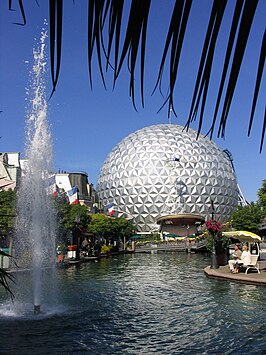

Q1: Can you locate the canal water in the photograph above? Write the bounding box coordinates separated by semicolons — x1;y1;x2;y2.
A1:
0;253;266;354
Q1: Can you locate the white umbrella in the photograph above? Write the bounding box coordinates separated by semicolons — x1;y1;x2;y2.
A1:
222;231;261;242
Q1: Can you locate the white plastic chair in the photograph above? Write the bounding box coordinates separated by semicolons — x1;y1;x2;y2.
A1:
245;254;260;274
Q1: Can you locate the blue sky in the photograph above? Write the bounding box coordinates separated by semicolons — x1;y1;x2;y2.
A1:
0;1;265;203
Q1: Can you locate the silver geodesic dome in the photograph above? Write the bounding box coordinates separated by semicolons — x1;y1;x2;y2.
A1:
96;124;239;232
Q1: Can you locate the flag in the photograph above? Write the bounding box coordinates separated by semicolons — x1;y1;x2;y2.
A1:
67;186;79;205
43;175;56;188
106;203;115;217
44;175;57;196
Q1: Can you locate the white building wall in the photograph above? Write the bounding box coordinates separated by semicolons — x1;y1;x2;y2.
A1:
55;174;72;193
6;153;20;167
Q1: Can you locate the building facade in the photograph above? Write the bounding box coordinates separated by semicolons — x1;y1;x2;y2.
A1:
0;152;21;191
55;171;97;211
0;152;97;211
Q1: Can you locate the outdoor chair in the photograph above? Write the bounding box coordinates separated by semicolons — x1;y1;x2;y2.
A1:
244;255;260;274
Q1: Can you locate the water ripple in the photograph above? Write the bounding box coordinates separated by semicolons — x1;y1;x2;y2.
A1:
0;253;266;354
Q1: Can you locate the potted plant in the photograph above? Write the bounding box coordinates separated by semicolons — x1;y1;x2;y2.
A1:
56;243;68;262
205;220;229;266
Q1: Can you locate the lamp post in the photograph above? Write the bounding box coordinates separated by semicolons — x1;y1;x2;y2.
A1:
74;214;81;261
210;200;218;269
211;231;218;269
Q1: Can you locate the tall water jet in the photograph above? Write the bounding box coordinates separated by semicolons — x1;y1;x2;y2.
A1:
14;27;57;315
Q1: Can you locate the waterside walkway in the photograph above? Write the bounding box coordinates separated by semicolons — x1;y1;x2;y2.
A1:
134;240;206;253
204;261;266;286
62;251;131;266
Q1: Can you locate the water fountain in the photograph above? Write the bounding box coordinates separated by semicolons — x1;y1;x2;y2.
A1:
13;27;57;315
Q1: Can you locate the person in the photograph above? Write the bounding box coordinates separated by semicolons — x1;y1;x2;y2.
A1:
233;245;251;273
81;238;89;251
228;244;242;272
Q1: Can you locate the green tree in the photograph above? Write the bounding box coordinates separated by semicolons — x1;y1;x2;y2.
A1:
54;195;90;233
0;189;16;298
54;197;91;250
63;204;91;232
87;214;112;241
231;202;264;234
54;194;71;243
110;218;135;242
87;214;135;251
257;179;266;213
0;189;16;242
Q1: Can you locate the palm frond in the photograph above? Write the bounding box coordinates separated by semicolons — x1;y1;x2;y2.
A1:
260;107;266;153
248;29;266;152
7;0;266;150
8;0;26;25
185;0;227;138
154;0;192;119
49;0;63;98
218;0;259;138
0;250;15;300
101;0;124;75
205;0;244;140
0;269;15;300
114;0;151;110
87;0;107;90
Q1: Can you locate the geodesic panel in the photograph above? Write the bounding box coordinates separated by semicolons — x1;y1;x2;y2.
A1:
96;124;239;232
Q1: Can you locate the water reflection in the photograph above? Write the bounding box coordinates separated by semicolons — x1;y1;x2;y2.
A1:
0;253;265;354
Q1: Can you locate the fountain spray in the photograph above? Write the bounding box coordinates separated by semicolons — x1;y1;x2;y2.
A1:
14;25;57;315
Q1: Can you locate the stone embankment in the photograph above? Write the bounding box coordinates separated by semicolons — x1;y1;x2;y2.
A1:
204;261;266;286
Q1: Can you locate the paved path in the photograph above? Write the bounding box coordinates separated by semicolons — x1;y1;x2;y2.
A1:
204;261;266;286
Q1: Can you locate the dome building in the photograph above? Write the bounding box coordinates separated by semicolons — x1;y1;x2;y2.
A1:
96;124;239;233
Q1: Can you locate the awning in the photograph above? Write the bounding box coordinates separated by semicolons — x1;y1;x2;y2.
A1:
131;235;145;240
163;233;183;238
222;231;261;242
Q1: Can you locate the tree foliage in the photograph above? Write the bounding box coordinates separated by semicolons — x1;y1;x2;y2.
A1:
231;202;264;234
54;194;71;241
87;213;111;239
0;189;16;239
230;180;266;233
205;233;230;255
257;179;266;212
0;190;16;298
54;201;134;246
63;204;91;232
110;217;135;241
54;196;91;246
87;213;134;243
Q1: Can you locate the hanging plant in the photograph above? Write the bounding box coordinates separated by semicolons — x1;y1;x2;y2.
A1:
205;220;229;254
205;220;222;235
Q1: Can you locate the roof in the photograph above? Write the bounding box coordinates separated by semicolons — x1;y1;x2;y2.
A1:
157;213;205;225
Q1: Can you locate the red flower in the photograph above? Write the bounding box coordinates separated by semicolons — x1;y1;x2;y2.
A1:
205;219;221;234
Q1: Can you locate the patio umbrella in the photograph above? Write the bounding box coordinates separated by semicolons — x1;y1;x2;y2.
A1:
222;231;261;242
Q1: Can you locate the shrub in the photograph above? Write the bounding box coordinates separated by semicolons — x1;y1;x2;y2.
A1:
101;244;110;255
